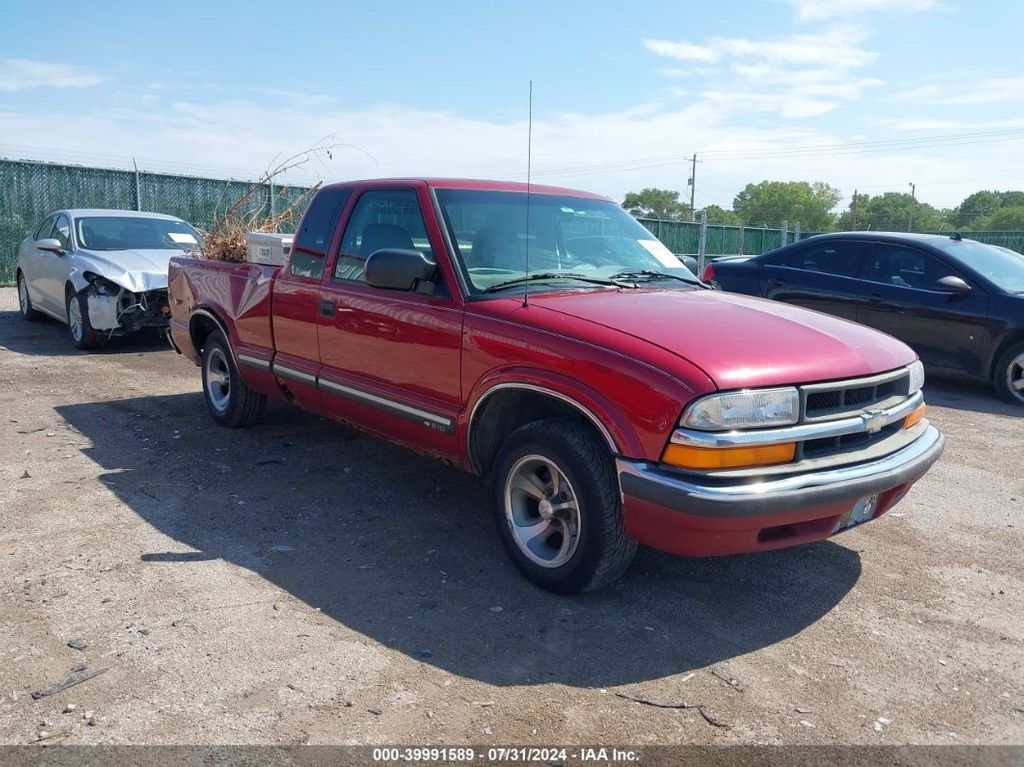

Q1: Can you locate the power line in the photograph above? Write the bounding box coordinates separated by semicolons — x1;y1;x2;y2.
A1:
507;127;1024;181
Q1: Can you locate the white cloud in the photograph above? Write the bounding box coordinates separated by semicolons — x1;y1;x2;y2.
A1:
788;0;941;21
642;39;718;63
0;59;103;92
892;77;1024;106
645;25;880;119
3;86;1021;215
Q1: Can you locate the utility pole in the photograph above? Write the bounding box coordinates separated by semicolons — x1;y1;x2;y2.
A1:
687;154;702;221
908;182;916;232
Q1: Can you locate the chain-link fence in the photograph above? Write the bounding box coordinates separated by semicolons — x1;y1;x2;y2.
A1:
0;159;311;284
3;156;1024;285
637;217;818;257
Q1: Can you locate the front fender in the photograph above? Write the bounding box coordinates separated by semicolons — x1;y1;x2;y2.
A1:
464;366;648;460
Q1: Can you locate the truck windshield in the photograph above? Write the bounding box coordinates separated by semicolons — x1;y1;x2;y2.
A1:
76;216;201;251
434;189;696;294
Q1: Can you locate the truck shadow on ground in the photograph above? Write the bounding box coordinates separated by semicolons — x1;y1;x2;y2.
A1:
0;310;169;356
57;393;862;688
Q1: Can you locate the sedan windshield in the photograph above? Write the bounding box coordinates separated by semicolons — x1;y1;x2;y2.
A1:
75;216;201;251
434;189;697;294
936;239;1024;293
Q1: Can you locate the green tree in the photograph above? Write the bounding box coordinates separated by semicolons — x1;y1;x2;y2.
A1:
980;206;1024;230
622;188;692;220
732;180;841;231
950;190;1024;229
702;204;740;225
836;192;944;232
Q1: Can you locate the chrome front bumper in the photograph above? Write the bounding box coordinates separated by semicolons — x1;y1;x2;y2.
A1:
618;425;944;518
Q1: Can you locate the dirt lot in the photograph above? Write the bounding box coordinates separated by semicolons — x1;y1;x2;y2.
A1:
0;285;1022;747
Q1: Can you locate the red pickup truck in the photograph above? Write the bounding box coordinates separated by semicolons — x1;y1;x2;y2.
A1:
168;178;944;593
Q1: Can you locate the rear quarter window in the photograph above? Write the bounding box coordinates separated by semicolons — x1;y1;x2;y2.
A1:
290;188;351;280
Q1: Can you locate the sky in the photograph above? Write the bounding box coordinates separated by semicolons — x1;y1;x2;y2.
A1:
1;0;1022;219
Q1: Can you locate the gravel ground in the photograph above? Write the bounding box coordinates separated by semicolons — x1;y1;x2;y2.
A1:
0;286;1021;747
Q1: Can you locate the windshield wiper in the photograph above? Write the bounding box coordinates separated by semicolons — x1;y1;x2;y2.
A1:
610;269;708;288
483;272;635;293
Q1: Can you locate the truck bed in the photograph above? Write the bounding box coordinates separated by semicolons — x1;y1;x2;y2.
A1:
168;256;278;364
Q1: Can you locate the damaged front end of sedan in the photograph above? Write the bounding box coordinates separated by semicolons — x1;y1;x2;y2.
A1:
80;272;171;336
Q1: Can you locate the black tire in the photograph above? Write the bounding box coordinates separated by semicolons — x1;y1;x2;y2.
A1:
994;340;1024;406
491;419;637;593
201;330;267;427
65;288;106;350
17;271;43;321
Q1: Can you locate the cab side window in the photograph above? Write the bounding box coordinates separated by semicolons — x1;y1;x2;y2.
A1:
50;214;71;250
335;189;434;282
289;188;351;280
867;246;960;291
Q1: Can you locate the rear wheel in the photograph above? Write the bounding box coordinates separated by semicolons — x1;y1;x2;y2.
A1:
491;419;637;593
201;330;266;427
65;289;106;350
17;272;42;321
994;341;1024;405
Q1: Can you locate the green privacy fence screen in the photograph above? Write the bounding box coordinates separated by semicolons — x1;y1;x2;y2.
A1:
637;217;820;256
3;157;1024;284
0;159;310;284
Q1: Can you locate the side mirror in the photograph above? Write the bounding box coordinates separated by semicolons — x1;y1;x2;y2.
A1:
934;275;972;295
364;248;436;291
37;238;65;255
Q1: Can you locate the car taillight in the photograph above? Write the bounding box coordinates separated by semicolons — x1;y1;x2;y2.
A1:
701;263;715;283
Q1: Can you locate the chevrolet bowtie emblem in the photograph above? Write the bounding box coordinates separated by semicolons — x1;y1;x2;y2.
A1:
863;409;888;433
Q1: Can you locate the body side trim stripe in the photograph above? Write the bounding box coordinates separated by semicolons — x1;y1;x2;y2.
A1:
317;376;454;430
238;353;271;371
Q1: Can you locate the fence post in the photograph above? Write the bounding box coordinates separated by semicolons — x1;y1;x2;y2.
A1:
132;158;141;211
780;220;788;248
269;181;275;219
697;209;708;275
738;223;745;255
794;221;801;242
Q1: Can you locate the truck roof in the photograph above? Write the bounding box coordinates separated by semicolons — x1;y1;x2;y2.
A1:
321;178;609;200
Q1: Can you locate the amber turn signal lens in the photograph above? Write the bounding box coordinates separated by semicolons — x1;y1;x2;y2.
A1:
903;403;926;430
662;442;796;470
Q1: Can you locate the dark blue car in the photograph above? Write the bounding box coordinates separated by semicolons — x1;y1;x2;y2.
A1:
702;232;1024;405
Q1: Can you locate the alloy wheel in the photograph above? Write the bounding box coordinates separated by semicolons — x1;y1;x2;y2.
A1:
204;346;232;412
503;454;582;568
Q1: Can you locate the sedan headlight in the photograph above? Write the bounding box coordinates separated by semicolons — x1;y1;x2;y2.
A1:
907;360;925;393
682;387;800;431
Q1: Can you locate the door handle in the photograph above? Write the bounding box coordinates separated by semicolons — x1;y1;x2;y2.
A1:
867;293;884;303
318;299;336;318
772;279;786;286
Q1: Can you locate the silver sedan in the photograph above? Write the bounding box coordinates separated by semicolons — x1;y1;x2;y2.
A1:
16;209;201;349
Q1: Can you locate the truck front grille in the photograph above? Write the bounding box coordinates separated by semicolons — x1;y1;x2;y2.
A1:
802;368;912;422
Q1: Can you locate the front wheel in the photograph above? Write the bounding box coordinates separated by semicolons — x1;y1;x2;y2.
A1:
994;341;1024;405
201;330;267;427
65;289;106;350
17;272;43;321
491;419;637;593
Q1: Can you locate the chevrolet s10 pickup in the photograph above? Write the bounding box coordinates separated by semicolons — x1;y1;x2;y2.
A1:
168;178;944;593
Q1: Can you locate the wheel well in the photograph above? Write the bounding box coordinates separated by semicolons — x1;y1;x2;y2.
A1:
990;332;1024;379
469;388;613;475
189;312;224;354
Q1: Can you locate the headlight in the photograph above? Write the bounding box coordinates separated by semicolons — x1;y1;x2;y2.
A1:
907;360;925;393
681;387;800;431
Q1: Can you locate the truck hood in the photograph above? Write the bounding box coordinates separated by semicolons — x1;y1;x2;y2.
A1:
74;248;181;293
529;288;917;389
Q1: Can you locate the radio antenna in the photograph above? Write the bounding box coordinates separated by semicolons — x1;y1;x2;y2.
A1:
523;80;533;308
